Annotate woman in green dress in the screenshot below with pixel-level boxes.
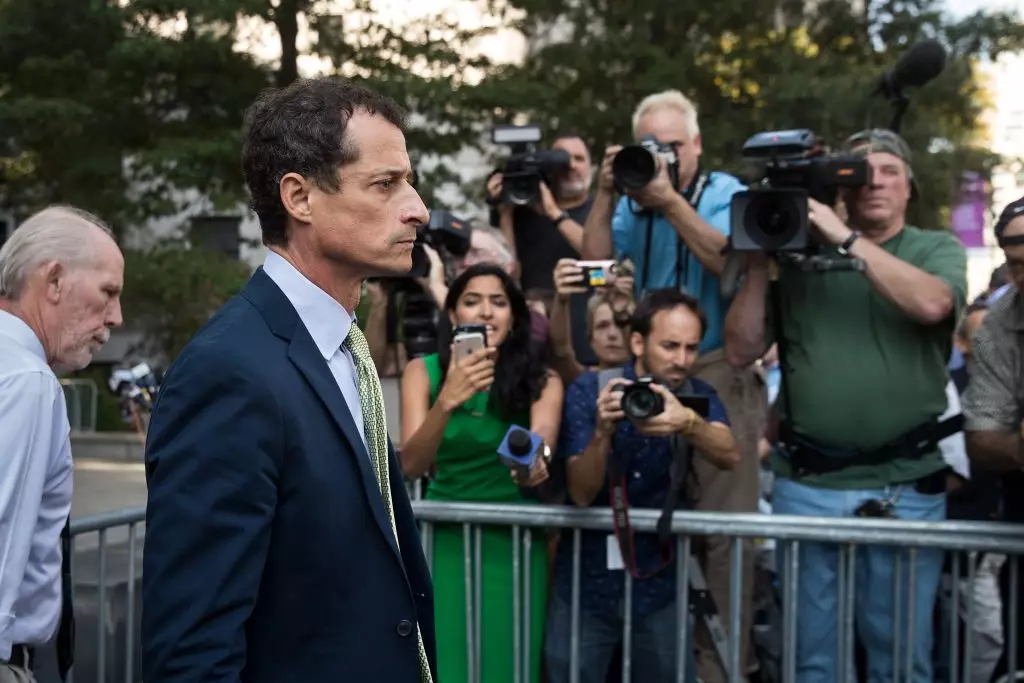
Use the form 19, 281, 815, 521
400, 263, 564, 683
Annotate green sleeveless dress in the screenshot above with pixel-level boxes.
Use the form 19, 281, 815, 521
422, 353, 548, 683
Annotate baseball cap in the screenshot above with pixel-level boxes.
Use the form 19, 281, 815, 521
845, 128, 920, 201
994, 196, 1024, 248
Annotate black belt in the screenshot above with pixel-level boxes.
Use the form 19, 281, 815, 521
5, 644, 35, 671
788, 415, 964, 477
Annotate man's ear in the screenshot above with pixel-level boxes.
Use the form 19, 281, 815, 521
43, 261, 65, 304
280, 172, 314, 225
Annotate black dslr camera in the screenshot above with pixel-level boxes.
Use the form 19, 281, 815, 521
729, 129, 868, 252
620, 377, 711, 420
491, 124, 571, 206
612, 135, 681, 192
409, 209, 472, 278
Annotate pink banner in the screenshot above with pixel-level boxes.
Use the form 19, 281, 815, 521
950, 172, 987, 248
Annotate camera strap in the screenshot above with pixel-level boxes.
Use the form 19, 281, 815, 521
639, 170, 710, 294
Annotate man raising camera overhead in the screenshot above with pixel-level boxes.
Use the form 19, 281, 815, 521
582, 89, 763, 682
724, 128, 967, 683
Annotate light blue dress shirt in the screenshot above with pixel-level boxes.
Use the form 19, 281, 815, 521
611, 171, 747, 353
262, 251, 368, 452
0, 310, 73, 659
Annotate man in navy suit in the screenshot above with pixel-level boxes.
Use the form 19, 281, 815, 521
141, 77, 435, 682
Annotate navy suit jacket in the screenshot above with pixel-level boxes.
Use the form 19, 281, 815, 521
141, 269, 436, 682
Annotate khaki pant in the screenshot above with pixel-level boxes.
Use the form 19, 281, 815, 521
689, 349, 766, 683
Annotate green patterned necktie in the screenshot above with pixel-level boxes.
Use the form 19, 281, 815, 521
344, 323, 433, 683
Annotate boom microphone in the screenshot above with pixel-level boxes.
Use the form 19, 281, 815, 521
876, 39, 948, 97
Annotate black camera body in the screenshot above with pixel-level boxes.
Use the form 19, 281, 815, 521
491, 124, 570, 207
409, 209, 472, 278
620, 377, 711, 421
729, 129, 868, 252
612, 135, 681, 192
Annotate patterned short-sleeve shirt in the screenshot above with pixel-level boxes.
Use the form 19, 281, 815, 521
962, 287, 1023, 434
553, 363, 729, 618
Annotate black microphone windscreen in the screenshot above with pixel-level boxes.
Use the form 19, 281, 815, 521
891, 39, 947, 89
508, 428, 533, 456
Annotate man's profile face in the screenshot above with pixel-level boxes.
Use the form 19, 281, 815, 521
629, 305, 702, 391
552, 136, 591, 200
634, 108, 702, 189
1002, 216, 1024, 289
305, 110, 429, 278
843, 150, 911, 230
48, 234, 124, 372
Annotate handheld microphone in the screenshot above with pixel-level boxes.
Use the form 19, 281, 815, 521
496, 426, 544, 479
875, 39, 947, 97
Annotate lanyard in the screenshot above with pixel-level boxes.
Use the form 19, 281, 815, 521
639, 171, 710, 293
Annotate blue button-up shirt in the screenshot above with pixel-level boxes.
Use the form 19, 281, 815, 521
554, 364, 729, 618
611, 171, 746, 353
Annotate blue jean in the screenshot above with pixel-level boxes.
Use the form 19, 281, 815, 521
772, 477, 946, 683
544, 596, 698, 683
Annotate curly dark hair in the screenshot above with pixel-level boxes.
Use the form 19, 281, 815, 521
241, 77, 408, 247
436, 264, 550, 417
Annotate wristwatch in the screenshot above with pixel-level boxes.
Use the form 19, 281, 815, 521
552, 211, 571, 226
837, 231, 861, 256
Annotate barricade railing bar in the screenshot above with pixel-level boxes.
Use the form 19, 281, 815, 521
67, 503, 1022, 683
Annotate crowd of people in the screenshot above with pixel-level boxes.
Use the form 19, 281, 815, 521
0, 75, 1021, 683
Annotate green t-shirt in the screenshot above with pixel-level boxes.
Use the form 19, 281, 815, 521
770, 226, 967, 489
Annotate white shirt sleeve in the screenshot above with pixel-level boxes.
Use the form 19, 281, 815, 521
0, 370, 62, 658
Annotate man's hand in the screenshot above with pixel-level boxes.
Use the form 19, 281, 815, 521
597, 145, 624, 193
486, 173, 504, 203
627, 156, 679, 211
553, 258, 587, 299
596, 377, 630, 438
631, 383, 700, 437
533, 182, 562, 221
808, 198, 854, 246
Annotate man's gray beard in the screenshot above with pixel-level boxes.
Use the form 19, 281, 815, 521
558, 179, 589, 201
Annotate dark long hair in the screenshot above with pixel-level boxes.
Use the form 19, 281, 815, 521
436, 264, 549, 417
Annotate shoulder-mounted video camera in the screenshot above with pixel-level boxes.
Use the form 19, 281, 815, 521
729, 129, 868, 253
612, 135, 681, 192
490, 124, 570, 206
409, 209, 472, 278
108, 362, 160, 422
620, 376, 710, 421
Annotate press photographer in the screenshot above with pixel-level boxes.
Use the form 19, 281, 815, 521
723, 128, 967, 682
487, 126, 593, 292
546, 288, 739, 683
581, 89, 763, 682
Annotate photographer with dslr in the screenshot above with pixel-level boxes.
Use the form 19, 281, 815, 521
583, 89, 763, 682
545, 289, 739, 683
724, 128, 967, 683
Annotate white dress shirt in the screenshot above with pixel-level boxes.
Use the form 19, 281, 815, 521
0, 310, 73, 659
263, 251, 368, 452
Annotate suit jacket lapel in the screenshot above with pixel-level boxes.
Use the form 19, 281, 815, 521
242, 268, 403, 562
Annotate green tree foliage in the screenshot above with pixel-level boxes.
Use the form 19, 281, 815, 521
482, 0, 1024, 229
120, 238, 253, 363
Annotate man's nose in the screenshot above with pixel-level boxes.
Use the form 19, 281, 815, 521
406, 186, 430, 226
107, 298, 123, 329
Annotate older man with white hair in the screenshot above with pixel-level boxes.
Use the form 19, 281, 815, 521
0, 205, 123, 682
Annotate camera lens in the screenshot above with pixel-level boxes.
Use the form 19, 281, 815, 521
612, 146, 657, 191
742, 192, 803, 249
621, 385, 664, 420
504, 174, 540, 206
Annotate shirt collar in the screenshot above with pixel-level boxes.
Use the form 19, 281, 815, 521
262, 251, 355, 359
0, 309, 47, 363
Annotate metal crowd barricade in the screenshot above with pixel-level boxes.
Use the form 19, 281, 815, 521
65, 501, 1022, 683
61, 379, 99, 432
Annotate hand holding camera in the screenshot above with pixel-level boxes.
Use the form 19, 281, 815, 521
625, 154, 678, 211
595, 377, 630, 438
553, 258, 588, 298
438, 345, 496, 413
534, 181, 562, 221
628, 382, 701, 438
597, 145, 624, 193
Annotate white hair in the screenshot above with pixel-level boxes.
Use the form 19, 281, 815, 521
0, 205, 113, 299
472, 224, 514, 266
631, 90, 701, 141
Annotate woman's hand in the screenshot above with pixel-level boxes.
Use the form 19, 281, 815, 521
553, 258, 587, 299
437, 346, 496, 413
510, 448, 551, 488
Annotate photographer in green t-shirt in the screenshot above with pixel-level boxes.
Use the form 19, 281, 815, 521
724, 128, 967, 683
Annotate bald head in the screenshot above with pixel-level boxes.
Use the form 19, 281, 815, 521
0, 205, 123, 371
